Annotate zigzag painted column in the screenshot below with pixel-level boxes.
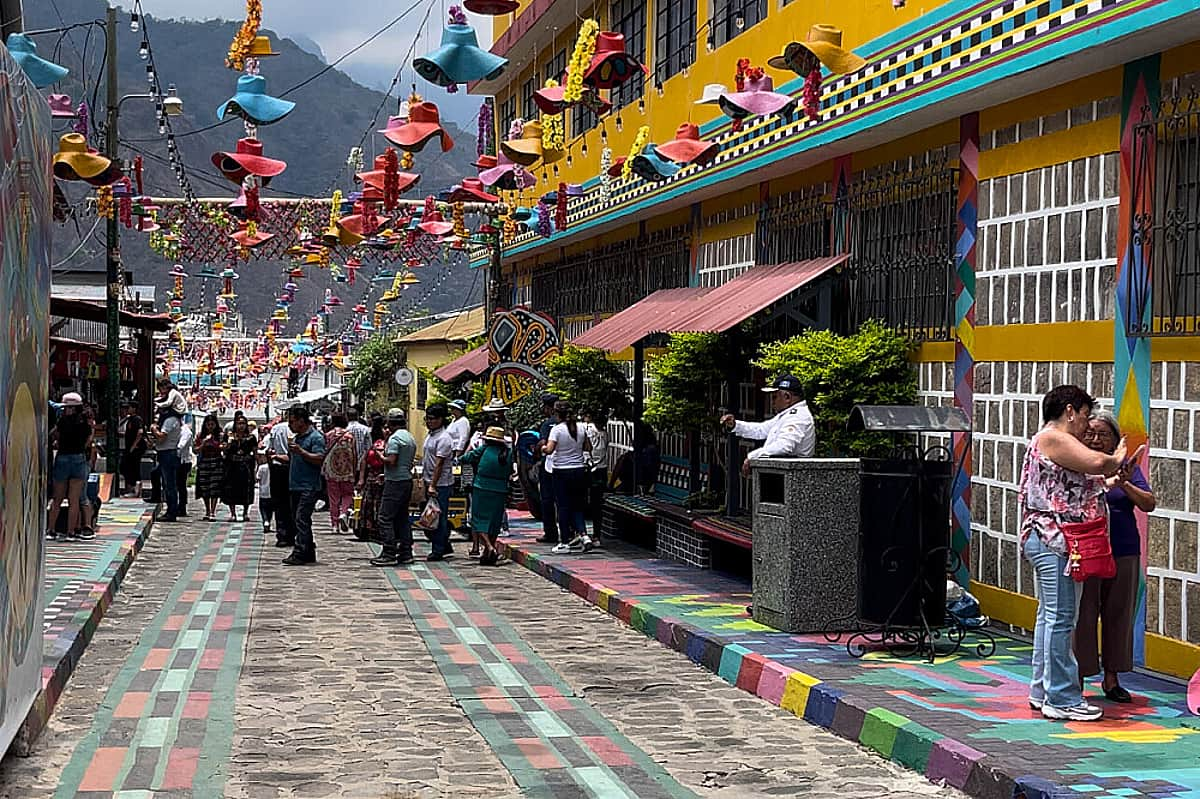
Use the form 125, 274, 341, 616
1116, 56, 1159, 665
951, 113, 979, 588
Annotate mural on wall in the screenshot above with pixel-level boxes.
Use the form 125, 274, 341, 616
486, 307, 561, 405
0, 54, 53, 753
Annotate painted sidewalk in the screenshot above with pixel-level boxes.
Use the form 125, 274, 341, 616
14, 497, 155, 755
499, 514, 1200, 799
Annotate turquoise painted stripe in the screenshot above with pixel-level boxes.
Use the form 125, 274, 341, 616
718, 644, 751, 684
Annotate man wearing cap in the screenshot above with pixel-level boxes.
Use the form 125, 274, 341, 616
535, 392, 559, 544
370, 409, 417, 567
422, 404, 457, 560
721, 374, 816, 476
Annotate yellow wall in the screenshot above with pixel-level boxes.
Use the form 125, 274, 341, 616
402, 340, 471, 455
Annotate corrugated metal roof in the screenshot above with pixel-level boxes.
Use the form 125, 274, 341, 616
572, 287, 714, 353
434, 344, 490, 382
671, 255, 849, 333
396, 306, 487, 343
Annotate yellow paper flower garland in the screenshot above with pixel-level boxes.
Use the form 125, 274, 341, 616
622, 125, 650, 180
329, 190, 342, 228
541, 79, 565, 155
225, 0, 263, 70
564, 19, 599, 104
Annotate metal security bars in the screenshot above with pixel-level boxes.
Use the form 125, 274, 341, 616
655, 0, 697, 86
756, 185, 831, 265
609, 0, 646, 110
544, 49, 567, 85
498, 95, 517, 142
711, 0, 767, 48
531, 227, 692, 319
521, 78, 537, 122
847, 161, 957, 341
1127, 91, 1200, 337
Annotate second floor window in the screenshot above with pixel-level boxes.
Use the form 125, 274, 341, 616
499, 94, 517, 140
609, 0, 646, 110
544, 49, 567, 85
521, 78, 537, 122
711, 0, 766, 49
572, 103, 598, 137
655, 0, 697, 85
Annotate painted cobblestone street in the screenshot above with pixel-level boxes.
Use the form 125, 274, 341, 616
0, 502, 966, 798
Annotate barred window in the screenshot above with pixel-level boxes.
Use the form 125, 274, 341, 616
609, 0, 646, 110
710, 0, 767, 49
571, 103, 598, 137
499, 94, 517, 141
544, 49, 567, 85
521, 77, 537, 122
655, 0, 697, 85
756, 186, 831, 265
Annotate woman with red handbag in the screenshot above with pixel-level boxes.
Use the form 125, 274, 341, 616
1019, 386, 1128, 722
1073, 412, 1156, 704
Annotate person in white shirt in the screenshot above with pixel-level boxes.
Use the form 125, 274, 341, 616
582, 412, 610, 530
543, 401, 593, 553
176, 414, 195, 517
447, 400, 472, 456
422, 404, 457, 561
256, 450, 273, 533
721, 374, 816, 476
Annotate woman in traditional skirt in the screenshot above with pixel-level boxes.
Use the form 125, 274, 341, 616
194, 414, 226, 521
222, 415, 257, 521
355, 414, 388, 542
459, 426, 514, 565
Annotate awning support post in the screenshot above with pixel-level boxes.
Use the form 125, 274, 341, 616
633, 340, 645, 493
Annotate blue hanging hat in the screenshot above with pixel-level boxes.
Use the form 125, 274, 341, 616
413, 24, 507, 87
631, 144, 681, 182
216, 74, 295, 125
7, 33, 69, 88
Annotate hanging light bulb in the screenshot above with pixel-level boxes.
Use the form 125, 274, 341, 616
638, 97, 645, 114
706, 33, 715, 53
129, 12, 139, 32
600, 128, 608, 143
736, 11, 746, 29
146, 65, 155, 85
158, 120, 167, 135
682, 64, 690, 78
553, 164, 559, 177
542, 170, 548, 184
581, 141, 588, 156
566, 153, 573, 166
138, 40, 149, 60
615, 115, 623, 132
656, 83, 665, 98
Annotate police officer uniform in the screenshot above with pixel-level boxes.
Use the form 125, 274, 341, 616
730, 374, 816, 459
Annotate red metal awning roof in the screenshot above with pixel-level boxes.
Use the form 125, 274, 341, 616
572, 287, 714, 353
50, 297, 174, 332
670, 255, 849, 333
434, 344, 490, 382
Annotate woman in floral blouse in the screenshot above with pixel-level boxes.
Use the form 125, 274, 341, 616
1018, 385, 1129, 723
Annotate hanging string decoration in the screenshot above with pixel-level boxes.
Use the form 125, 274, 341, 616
329, 190, 342, 229
95, 185, 114, 219
133, 155, 144, 195
244, 184, 260, 220
564, 19, 600, 104
400, 149, 414, 170
118, 182, 132, 229
72, 101, 89, 137
535, 200, 551, 238
383, 147, 400, 211
347, 146, 364, 173
732, 59, 765, 131
599, 146, 613, 201
541, 81, 565, 154
555, 182, 568, 231
452, 202, 467, 237
477, 101, 493, 160
424, 195, 436, 219
622, 126, 650, 180
225, 0, 263, 70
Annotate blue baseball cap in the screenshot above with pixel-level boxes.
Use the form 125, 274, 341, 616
762, 374, 803, 396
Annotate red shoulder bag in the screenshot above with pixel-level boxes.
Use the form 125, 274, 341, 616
1061, 515, 1116, 582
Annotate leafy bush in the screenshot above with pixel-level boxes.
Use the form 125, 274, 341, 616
642, 333, 725, 434
753, 320, 917, 457
506, 390, 545, 433
546, 345, 631, 420
345, 334, 406, 411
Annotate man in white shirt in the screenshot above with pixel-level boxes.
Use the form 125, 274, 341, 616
721, 374, 816, 476
265, 420, 295, 547
176, 414, 195, 517
422, 404, 457, 561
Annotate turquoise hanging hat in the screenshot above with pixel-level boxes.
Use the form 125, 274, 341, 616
7, 33, 69, 88
413, 21, 508, 87
631, 144, 681, 182
216, 74, 296, 125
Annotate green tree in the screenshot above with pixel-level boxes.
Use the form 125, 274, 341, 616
345, 334, 406, 411
753, 320, 917, 457
642, 333, 725, 434
546, 345, 631, 420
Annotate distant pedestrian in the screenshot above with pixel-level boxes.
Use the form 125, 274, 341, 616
265, 419, 295, 548
544, 401, 592, 553
150, 400, 184, 523
47, 393, 93, 540
421, 403, 456, 561
448, 399, 472, 455
582, 412, 609, 528
284, 406, 325, 566
370, 408, 417, 567
119, 399, 146, 498
459, 425, 513, 566
256, 450, 273, 533
322, 412, 359, 532
177, 414, 194, 517
222, 415, 257, 522
346, 407, 372, 473
535, 393, 560, 544
356, 414, 388, 542
194, 414, 226, 521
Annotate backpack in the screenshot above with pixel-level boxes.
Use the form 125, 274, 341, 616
322, 430, 358, 482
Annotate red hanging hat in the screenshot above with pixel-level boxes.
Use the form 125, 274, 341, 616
355, 153, 420, 193
475, 153, 498, 170
533, 83, 612, 115
448, 178, 500, 203
655, 123, 721, 167
212, 138, 287, 185
230, 224, 275, 248
418, 209, 455, 236
582, 32, 648, 90
379, 103, 454, 153
606, 156, 627, 178
463, 0, 519, 14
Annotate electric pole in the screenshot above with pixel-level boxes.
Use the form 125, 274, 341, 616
104, 5, 120, 472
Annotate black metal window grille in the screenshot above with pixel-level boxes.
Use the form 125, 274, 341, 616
654, 0, 696, 86
847, 161, 956, 341
710, 0, 767, 48
544, 49, 567, 85
531, 227, 692, 319
609, 0, 646, 110
521, 77, 537, 122
756, 185, 832, 265
571, 103, 599, 137
1128, 92, 1200, 337
499, 94, 517, 142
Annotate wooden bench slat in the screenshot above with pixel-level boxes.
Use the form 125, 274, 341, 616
692, 517, 753, 549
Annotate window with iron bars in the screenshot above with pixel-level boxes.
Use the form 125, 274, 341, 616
521, 77, 537, 122
498, 94, 517, 142
1127, 91, 1200, 337
755, 185, 832, 265
571, 102, 599, 137
609, 0, 646, 110
544, 49, 567, 85
847, 162, 956, 341
530, 227, 692, 319
655, 0, 696, 86
709, 0, 767, 49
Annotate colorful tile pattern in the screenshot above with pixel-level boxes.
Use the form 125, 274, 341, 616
54, 518, 258, 797
500, 516, 1200, 799
13, 499, 154, 755
953, 111, 979, 588
382, 560, 699, 798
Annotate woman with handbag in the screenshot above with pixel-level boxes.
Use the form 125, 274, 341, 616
459, 426, 514, 566
355, 414, 388, 542
322, 413, 359, 532
1073, 411, 1155, 704
1018, 385, 1129, 722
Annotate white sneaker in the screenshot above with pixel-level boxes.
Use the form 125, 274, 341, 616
262, 521, 271, 533
1028, 696, 1043, 711
551, 543, 572, 555
581, 536, 595, 552
1042, 702, 1102, 721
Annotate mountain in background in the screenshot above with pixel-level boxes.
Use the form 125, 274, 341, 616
286, 33, 326, 62
35, 0, 485, 336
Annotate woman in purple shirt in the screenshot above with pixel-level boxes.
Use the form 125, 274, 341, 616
1074, 411, 1156, 703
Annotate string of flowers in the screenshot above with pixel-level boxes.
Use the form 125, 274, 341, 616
383, 147, 400, 211
500, 212, 516, 243
598, 147, 613, 200
72, 101, 88, 137
622, 126, 650, 180
564, 19, 599, 104
95, 185, 113, 219
329, 190, 342, 229
452, 202, 467, 237
225, 0, 263, 70
400, 150, 414, 170
535, 200, 551, 238
347, 146, 364, 173
133, 155, 144, 195
541, 81, 565, 154
477, 101, 493, 159
555, 182, 568, 231
731, 59, 765, 131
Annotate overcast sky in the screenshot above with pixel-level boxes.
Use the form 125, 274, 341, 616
130, 1, 495, 125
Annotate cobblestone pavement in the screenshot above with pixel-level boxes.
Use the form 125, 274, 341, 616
0, 505, 968, 798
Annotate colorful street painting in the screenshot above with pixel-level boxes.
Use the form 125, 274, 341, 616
486, 307, 561, 405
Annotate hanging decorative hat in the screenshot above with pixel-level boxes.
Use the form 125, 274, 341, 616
321, 221, 364, 247
582, 32, 647, 90
630, 144, 681, 182
247, 35, 280, 58
533, 83, 611, 116
500, 119, 544, 166
448, 178, 500, 203
215, 74, 296, 125
479, 152, 524, 190
230, 223, 274, 248
564, 183, 585, 197
419, 209, 455, 237
656, 123, 720, 167
212, 138, 287, 184
168, 264, 188, 278
6, 33, 69, 88
719, 74, 797, 123
47, 94, 75, 118
356, 154, 419, 194
413, 9, 508, 87
463, 0, 519, 13
475, 153, 498, 170
767, 26, 866, 75
52, 133, 117, 184
694, 83, 729, 105
379, 103, 454, 152
606, 156, 626, 178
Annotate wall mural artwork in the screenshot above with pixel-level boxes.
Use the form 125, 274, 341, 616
485, 307, 561, 405
0, 54, 53, 754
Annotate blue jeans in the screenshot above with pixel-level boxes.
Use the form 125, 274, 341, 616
1025, 533, 1083, 709
553, 467, 588, 540
157, 449, 181, 518
431, 484, 452, 557
290, 488, 319, 560
538, 467, 558, 541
